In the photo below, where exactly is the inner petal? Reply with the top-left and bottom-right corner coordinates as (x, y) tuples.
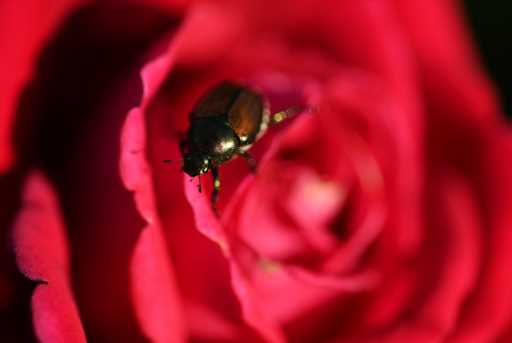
(285, 166), (348, 253)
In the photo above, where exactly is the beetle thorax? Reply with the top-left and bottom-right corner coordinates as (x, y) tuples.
(188, 117), (240, 165)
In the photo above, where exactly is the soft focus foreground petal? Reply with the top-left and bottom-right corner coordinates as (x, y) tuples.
(183, 178), (285, 343)
(382, 172), (482, 343)
(393, 0), (500, 123)
(131, 227), (187, 343)
(185, 169), (364, 341)
(312, 0), (425, 258)
(448, 132), (512, 342)
(0, 170), (37, 341)
(0, 0), (87, 172)
(121, 108), (187, 343)
(12, 172), (85, 343)
(393, 1), (512, 340)
(10, 4), (177, 340)
(129, 15), (261, 340)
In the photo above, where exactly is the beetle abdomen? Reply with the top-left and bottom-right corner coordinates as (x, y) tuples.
(190, 81), (268, 146)
(190, 82), (242, 119)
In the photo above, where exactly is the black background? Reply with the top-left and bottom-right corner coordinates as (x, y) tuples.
(464, 0), (512, 116)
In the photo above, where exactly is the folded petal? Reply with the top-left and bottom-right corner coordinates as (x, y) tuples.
(9, 4), (179, 339)
(12, 172), (86, 343)
(448, 133), (512, 342)
(121, 108), (187, 343)
(124, 14), (262, 340)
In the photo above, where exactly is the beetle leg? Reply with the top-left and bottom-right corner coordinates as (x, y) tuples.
(197, 174), (203, 193)
(238, 150), (257, 173)
(211, 167), (221, 209)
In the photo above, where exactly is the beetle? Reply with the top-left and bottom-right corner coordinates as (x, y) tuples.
(169, 80), (300, 211)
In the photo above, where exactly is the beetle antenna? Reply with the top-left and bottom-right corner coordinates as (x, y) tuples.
(270, 105), (316, 125)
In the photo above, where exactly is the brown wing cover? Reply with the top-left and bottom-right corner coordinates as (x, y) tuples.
(190, 82), (242, 119)
(227, 87), (264, 145)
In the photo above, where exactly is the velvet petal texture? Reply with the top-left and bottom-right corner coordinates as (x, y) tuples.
(392, 0), (500, 123)
(0, 0), (86, 172)
(118, 0), (512, 342)
(7, 4), (178, 340)
(12, 172), (85, 343)
(121, 108), (187, 343)
(122, 37), (260, 341)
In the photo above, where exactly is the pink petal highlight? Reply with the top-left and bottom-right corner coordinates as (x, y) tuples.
(120, 105), (186, 342)
(125, 16), (258, 341)
(120, 108), (157, 224)
(183, 173), (285, 341)
(183, 176), (229, 253)
(0, 0), (86, 172)
(131, 226), (187, 343)
(12, 172), (85, 343)
(228, 244), (374, 338)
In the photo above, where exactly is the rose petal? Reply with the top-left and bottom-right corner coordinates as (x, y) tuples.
(374, 171), (482, 340)
(11, 5), (178, 339)
(229, 261), (289, 343)
(0, 0), (86, 172)
(184, 301), (241, 340)
(0, 171), (28, 329)
(393, 0), (500, 123)
(183, 174), (287, 342)
(419, 172), (482, 333)
(183, 175), (229, 253)
(12, 172), (86, 343)
(130, 227), (187, 343)
(126, 13), (265, 340)
(121, 93), (186, 342)
(448, 133), (512, 342)
(222, 179), (378, 338)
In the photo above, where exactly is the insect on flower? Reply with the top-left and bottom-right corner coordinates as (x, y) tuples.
(164, 81), (304, 212)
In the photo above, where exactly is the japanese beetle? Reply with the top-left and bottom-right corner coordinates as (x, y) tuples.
(170, 81), (301, 210)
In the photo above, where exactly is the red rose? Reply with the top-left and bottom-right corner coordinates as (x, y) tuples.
(2, 1), (512, 342)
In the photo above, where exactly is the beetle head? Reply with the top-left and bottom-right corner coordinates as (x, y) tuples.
(183, 153), (210, 176)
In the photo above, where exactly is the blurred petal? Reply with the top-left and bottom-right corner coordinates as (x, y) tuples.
(9, 4), (177, 339)
(183, 176), (285, 343)
(0, 0), (87, 172)
(131, 227), (187, 342)
(448, 133), (512, 342)
(183, 175), (229, 252)
(126, 20), (261, 341)
(380, 171), (482, 342)
(121, 108), (187, 343)
(393, 0), (500, 123)
(12, 172), (86, 343)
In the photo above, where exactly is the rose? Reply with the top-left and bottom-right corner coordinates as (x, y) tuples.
(2, 1), (512, 342)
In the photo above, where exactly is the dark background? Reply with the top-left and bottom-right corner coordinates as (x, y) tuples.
(464, 0), (512, 116)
